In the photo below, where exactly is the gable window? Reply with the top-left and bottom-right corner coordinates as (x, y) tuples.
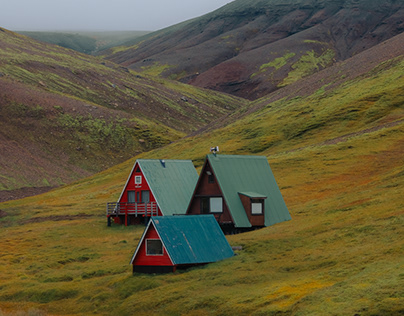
(206, 170), (214, 183)
(251, 199), (264, 215)
(210, 197), (223, 213)
(146, 239), (163, 255)
(135, 176), (142, 184)
(201, 197), (223, 213)
(208, 174), (215, 183)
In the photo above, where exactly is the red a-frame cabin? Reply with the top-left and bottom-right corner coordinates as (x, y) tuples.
(106, 159), (198, 226)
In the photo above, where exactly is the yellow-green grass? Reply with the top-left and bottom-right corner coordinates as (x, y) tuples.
(1, 53), (404, 315)
(0, 119), (403, 315)
(143, 57), (404, 166)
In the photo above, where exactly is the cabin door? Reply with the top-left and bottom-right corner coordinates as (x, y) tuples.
(201, 197), (210, 214)
(141, 191), (150, 204)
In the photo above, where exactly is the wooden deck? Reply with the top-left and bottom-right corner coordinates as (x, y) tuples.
(106, 202), (159, 226)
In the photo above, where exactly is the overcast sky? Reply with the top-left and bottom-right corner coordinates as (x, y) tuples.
(1, 0), (233, 32)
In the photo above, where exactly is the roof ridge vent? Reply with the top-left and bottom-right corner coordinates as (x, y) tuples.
(160, 159), (166, 168)
(210, 146), (219, 156)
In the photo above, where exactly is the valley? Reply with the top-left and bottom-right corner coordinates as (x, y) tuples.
(0, 0), (403, 314)
(0, 27), (244, 198)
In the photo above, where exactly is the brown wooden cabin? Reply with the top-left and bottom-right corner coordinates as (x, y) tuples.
(187, 154), (291, 233)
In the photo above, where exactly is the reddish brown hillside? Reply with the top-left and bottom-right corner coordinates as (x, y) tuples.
(189, 31), (404, 135)
(0, 28), (245, 200)
(104, 0), (404, 100)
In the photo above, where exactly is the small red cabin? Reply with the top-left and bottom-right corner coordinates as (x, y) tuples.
(131, 217), (173, 273)
(130, 215), (234, 274)
(106, 159), (198, 226)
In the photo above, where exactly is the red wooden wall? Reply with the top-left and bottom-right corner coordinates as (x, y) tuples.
(132, 224), (173, 267)
(119, 163), (155, 203)
(118, 163), (162, 216)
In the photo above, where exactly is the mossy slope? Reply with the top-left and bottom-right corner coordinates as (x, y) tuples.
(0, 41), (403, 315)
(0, 28), (246, 193)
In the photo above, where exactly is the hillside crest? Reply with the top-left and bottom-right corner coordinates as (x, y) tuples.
(103, 0), (404, 100)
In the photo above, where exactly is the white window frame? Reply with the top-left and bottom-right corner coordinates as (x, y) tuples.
(135, 175), (142, 185)
(146, 239), (163, 256)
(251, 202), (263, 215)
(210, 197), (223, 213)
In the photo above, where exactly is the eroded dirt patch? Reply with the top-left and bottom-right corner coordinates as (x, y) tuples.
(0, 187), (55, 203)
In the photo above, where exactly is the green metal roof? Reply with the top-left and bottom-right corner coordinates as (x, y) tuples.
(130, 215), (234, 265)
(207, 154), (291, 228)
(138, 159), (198, 216)
(239, 192), (267, 198)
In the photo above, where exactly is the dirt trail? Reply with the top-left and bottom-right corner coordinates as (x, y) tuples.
(0, 186), (54, 203)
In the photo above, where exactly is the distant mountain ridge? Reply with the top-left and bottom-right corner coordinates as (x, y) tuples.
(17, 31), (151, 55)
(103, 0), (404, 100)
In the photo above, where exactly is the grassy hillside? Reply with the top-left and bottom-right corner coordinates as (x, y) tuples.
(0, 28), (242, 132)
(0, 27), (245, 195)
(0, 41), (403, 315)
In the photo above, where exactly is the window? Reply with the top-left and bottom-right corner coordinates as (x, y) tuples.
(146, 239), (163, 255)
(141, 190), (150, 203)
(208, 174), (215, 183)
(127, 191), (136, 203)
(201, 197), (223, 213)
(251, 199), (264, 215)
(207, 172), (215, 184)
(135, 176), (142, 184)
(210, 197), (223, 213)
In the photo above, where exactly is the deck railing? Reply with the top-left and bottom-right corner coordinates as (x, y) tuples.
(106, 202), (158, 217)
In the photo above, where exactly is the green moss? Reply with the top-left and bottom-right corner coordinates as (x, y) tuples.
(260, 52), (296, 71)
(140, 62), (174, 76)
(280, 49), (335, 86)
(303, 39), (329, 45)
(168, 70), (187, 80)
(251, 52), (295, 78)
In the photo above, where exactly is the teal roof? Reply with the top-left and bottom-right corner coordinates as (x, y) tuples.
(138, 160), (198, 216)
(130, 215), (234, 265)
(207, 154), (291, 228)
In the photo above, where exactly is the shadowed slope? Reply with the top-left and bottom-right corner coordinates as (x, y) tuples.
(103, 0), (404, 100)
